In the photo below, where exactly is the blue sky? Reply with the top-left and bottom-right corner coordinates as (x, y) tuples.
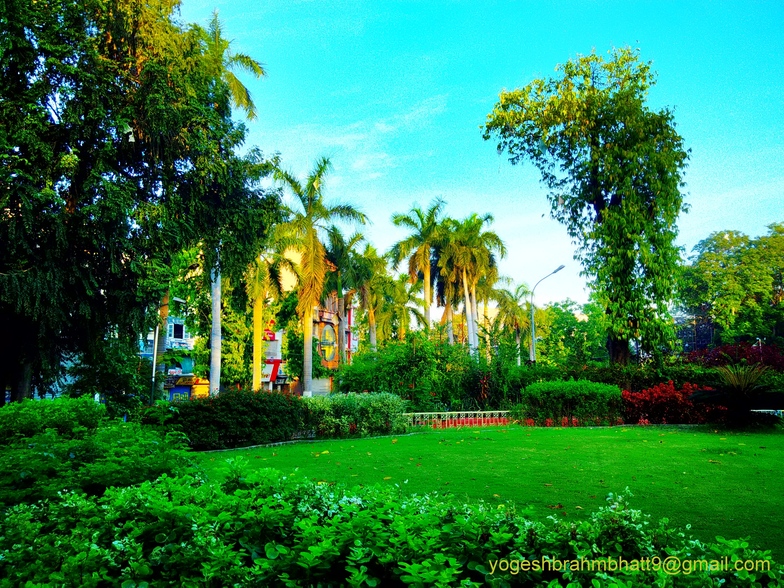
(178, 0), (783, 305)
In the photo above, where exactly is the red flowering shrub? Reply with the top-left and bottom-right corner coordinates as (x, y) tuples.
(622, 381), (726, 425)
(686, 343), (784, 371)
(524, 418), (535, 427)
(544, 418), (553, 427)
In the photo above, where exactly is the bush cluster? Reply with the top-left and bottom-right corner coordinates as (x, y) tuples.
(142, 390), (410, 450)
(622, 381), (727, 425)
(0, 395), (104, 444)
(1, 469), (780, 587)
(508, 380), (623, 426)
(302, 393), (408, 438)
(0, 398), (190, 508)
(142, 389), (305, 451)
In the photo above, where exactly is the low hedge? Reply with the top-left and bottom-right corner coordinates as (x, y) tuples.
(142, 389), (305, 451)
(143, 391), (410, 450)
(509, 380), (624, 426)
(1, 469), (780, 587)
(302, 392), (408, 438)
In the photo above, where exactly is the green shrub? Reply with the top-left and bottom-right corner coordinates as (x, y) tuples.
(142, 389), (305, 451)
(1, 471), (780, 587)
(0, 419), (191, 508)
(0, 396), (106, 445)
(510, 380), (623, 426)
(302, 392), (408, 438)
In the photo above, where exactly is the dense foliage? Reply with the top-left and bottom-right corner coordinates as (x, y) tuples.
(679, 225), (784, 346)
(0, 398), (190, 508)
(1, 469), (780, 587)
(509, 380), (623, 426)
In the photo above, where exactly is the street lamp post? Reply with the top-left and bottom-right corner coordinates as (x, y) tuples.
(529, 265), (565, 363)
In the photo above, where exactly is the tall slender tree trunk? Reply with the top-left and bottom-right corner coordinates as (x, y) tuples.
(210, 265), (221, 395)
(515, 330), (522, 366)
(338, 296), (346, 366)
(252, 293), (264, 391)
(368, 305), (377, 351)
(482, 298), (491, 361)
(446, 305), (454, 345)
(462, 268), (474, 352)
(153, 292), (169, 397)
(302, 306), (314, 397)
(423, 264), (431, 329)
(470, 282), (480, 352)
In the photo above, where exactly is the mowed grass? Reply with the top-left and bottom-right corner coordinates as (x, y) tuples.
(192, 425), (784, 558)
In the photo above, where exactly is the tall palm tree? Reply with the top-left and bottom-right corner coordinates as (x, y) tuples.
(246, 237), (298, 391)
(197, 11), (266, 394)
(438, 214), (506, 353)
(494, 283), (532, 365)
(201, 10), (266, 120)
(324, 226), (365, 366)
(275, 157), (366, 396)
(389, 199), (445, 329)
(355, 245), (390, 351)
(377, 274), (425, 341)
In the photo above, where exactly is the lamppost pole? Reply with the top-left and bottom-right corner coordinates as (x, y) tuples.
(529, 265), (565, 363)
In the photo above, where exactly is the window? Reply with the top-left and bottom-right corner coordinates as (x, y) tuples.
(173, 324), (184, 339)
(167, 323), (173, 338)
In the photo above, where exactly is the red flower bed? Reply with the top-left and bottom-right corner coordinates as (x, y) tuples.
(622, 381), (727, 425)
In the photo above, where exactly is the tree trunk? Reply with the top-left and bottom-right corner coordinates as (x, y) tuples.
(462, 268), (474, 352)
(210, 265), (221, 395)
(607, 335), (631, 365)
(515, 330), (521, 366)
(423, 263), (431, 329)
(446, 305), (454, 345)
(11, 360), (33, 401)
(302, 305), (314, 397)
(470, 282), (480, 351)
(338, 296), (346, 365)
(252, 293), (264, 391)
(153, 292), (169, 397)
(368, 305), (377, 351)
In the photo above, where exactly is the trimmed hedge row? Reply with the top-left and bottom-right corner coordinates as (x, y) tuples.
(1, 469), (780, 587)
(509, 380), (624, 426)
(143, 390), (409, 451)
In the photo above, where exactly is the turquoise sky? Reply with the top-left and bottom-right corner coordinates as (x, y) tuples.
(178, 0), (783, 305)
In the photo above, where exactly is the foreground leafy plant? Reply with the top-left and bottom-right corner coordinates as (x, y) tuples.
(1, 469), (780, 587)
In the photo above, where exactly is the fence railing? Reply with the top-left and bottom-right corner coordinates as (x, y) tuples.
(403, 410), (510, 428)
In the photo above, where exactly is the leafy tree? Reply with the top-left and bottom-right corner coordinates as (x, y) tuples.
(679, 224), (784, 345)
(0, 0), (279, 402)
(389, 199), (445, 329)
(484, 47), (689, 364)
(275, 157), (366, 395)
(538, 299), (609, 367)
(0, 0), (198, 400)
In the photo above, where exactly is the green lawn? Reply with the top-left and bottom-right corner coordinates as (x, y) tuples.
(192, 425), (784, 558)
